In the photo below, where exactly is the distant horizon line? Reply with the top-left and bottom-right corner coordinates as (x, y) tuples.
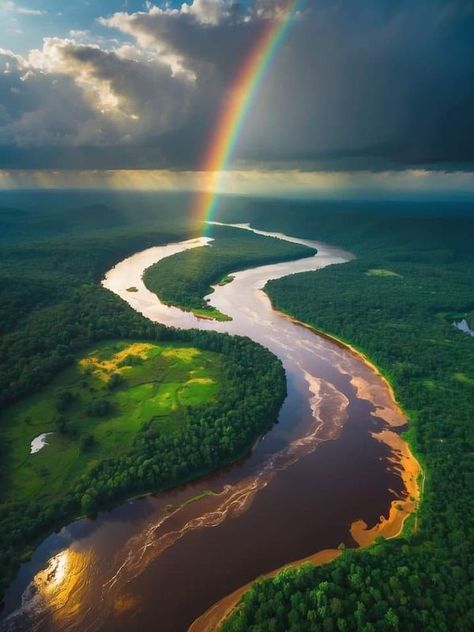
(0, 190), (473, 205)
(0, 168), (474, 198)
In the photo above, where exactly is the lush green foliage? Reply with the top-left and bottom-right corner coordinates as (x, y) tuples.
(1, 340), (221, 505)
(222, 204), (474, 631)
(0, 199), (287, 600)
(143, 224), (314, 318)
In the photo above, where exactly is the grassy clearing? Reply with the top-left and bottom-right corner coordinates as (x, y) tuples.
(193, 306), (232, 321)
(453, 372), (474, 385)
(217, 275), (235, 286)
(0, 340), (221, 505)
(365, 268), (403, 278)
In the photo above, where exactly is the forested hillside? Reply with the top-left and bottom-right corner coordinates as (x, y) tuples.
(222, 203), (474, 631)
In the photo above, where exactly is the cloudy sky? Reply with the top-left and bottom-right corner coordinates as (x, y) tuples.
(0, 1), (473, 193)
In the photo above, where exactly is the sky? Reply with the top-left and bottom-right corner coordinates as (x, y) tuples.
(0, 0), (474, 195)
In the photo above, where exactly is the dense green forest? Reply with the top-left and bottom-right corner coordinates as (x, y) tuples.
(0, 197), (289, 600)
(1, 340), (222, 506)
(143, 224), (314, 319)
(222, 203), (474, 631)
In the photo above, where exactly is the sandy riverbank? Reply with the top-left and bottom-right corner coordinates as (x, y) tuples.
(189, 313), (422, 632)
(351, 428), (420, 545)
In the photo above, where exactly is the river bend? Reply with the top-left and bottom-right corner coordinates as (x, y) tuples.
(0, 223), (415, 632)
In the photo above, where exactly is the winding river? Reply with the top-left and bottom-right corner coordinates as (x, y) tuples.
(0, 223), (419, 632)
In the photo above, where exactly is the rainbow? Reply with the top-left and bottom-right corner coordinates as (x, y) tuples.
(194, 0), (304, 232)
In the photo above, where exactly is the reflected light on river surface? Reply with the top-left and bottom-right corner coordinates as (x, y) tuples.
(30, 549), (89, 627)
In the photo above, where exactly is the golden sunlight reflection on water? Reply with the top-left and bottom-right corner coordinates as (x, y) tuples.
(32, 549), (89, 625)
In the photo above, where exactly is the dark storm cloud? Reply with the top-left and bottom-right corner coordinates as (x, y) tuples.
(236, 0), (474, 169)
(0, 0), (473, 170)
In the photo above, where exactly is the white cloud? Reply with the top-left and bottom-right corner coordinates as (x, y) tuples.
(140, 1), (232, 26)
(0, 32), (196, 151)
(0, 1), (46, 16)
(99, 0), (241, 68)
(32, 37), (192, 121)
(28, 39), (122, 114)
(178, 0), (232, 25)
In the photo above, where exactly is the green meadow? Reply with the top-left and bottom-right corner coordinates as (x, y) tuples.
(0, 340), (220, 505)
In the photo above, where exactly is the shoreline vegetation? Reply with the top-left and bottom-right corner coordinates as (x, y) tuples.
(191, 550), (342, 632)
(217, 274), (235, 286)
(142, 224), (315, 321)
(275, 310), (422, 543)
(191, 315), (421, 632)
